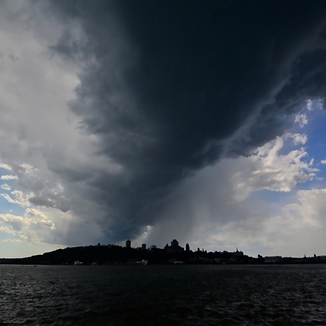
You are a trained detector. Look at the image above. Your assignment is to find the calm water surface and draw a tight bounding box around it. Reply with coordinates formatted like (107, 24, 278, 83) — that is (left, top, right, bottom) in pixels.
(0, 264, 326, 325)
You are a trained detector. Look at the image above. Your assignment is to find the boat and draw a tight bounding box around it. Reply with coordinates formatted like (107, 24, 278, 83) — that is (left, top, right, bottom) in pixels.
(74, 260, 83, 265)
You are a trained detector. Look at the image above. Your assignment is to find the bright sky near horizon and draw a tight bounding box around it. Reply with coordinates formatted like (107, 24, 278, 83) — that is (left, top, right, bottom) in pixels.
(1, 1, 326, 258)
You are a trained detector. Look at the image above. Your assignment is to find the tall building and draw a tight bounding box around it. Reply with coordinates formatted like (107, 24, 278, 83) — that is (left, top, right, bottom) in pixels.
(125, 239, 131, 248)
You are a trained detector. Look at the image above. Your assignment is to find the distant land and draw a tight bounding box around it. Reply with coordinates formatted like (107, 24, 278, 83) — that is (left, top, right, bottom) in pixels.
(1, 239, 326, 265)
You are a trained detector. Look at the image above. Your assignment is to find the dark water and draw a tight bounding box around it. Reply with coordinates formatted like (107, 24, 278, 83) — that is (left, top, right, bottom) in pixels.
(0, 264, 326, 325)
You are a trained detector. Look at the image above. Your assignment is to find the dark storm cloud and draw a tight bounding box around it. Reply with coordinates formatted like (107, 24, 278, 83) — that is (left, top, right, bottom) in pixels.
(43, 0, 326, 241)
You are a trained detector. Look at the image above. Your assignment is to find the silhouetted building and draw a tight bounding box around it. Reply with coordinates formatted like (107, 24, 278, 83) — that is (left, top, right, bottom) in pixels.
(125, 239, 131, 248)
(142, 243, 146, 250)
(186, 243, 190, 251)
(165, 239, 184, 253)
(108, 244, 121, 248)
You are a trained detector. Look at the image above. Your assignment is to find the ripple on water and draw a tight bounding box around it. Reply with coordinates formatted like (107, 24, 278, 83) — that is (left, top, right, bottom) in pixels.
(0, 264, 326, 325)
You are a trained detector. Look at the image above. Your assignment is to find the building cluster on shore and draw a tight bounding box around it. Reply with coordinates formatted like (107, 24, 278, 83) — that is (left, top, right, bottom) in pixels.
(1, 238, 326, 265)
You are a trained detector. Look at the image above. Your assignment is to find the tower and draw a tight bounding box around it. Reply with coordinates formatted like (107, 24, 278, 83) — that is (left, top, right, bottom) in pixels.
(125, 239, 131, 248)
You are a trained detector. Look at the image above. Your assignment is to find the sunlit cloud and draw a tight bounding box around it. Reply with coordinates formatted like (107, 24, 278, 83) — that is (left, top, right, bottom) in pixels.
(0, 209, 56, 244)
(288, 133, 308, 145)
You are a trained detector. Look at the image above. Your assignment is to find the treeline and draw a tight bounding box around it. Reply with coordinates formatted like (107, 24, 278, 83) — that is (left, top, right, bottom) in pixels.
(0, 246, 252, 265)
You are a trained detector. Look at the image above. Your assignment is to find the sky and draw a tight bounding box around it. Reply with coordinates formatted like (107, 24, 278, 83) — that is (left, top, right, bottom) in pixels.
(1, 0, 326, 258)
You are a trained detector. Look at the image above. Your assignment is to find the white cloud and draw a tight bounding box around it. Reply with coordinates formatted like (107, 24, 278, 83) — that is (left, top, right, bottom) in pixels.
(0, 209, 56, 243)
(11, 190, 32, 207)
(0, 193, 16, 205)
(0, 225, 17, 236)
(288, 133, 308, 145)
(0, 213, 27, 231)
(237, 136, 316, 193)
(0, 163, 12, 171)
(0, 175, 17, 180)
(0, 190, 32, 207)
(321, 159, 326, 164)
(1, 183, 10, 190)
(295, 113, 308, 128)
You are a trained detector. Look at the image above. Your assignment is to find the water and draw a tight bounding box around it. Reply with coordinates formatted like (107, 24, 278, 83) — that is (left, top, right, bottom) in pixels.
(0, 264, 325, 325)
